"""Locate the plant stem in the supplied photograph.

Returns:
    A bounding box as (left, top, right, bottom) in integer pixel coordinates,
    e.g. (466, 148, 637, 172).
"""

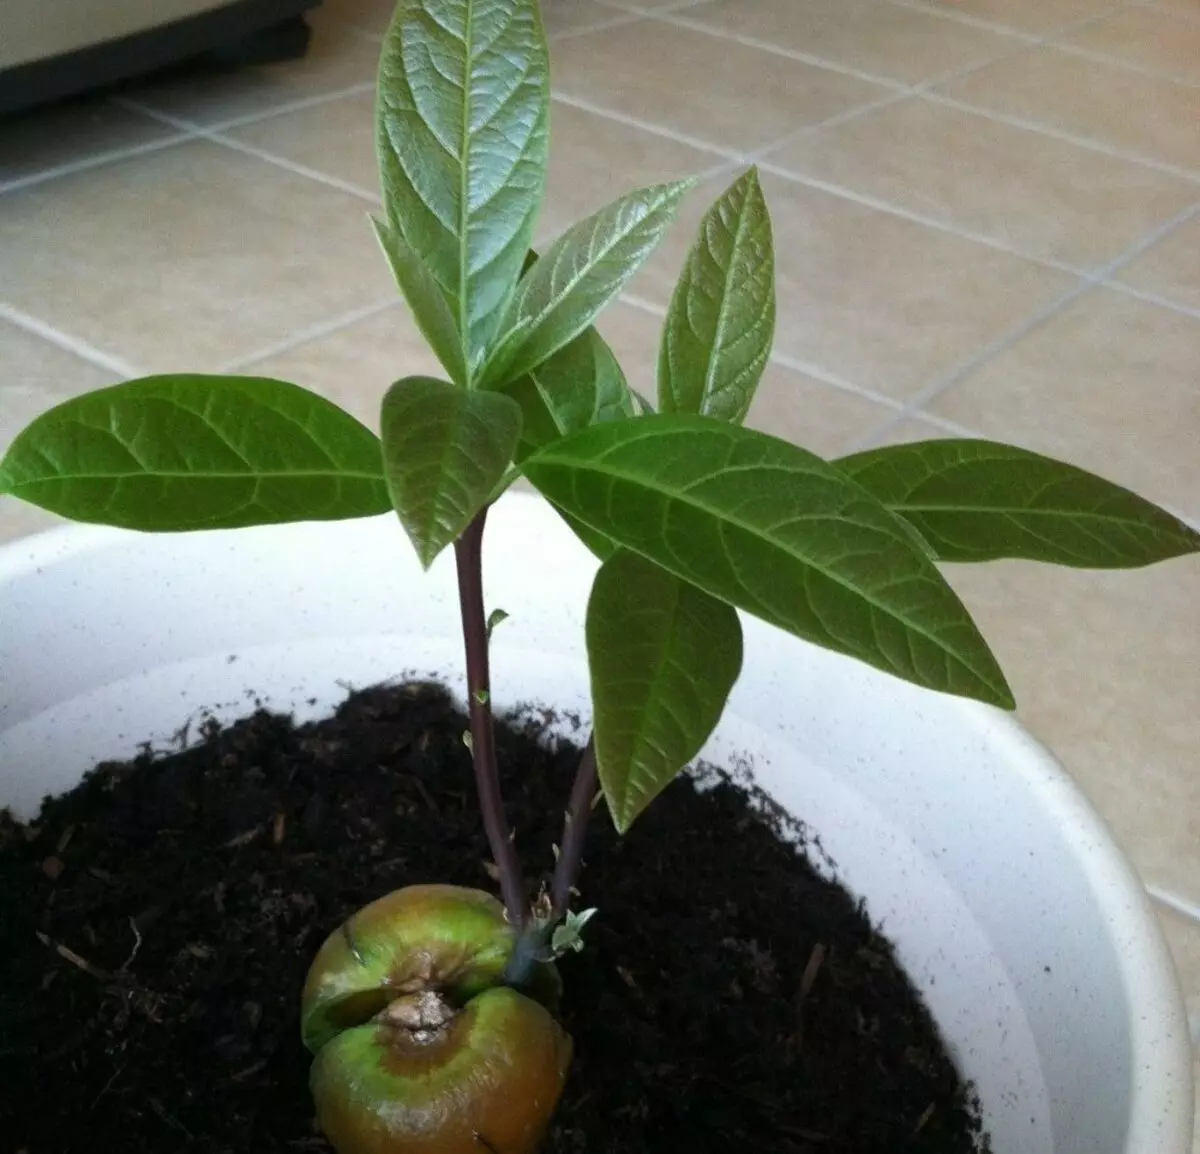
(454, 509, 527, 928)
(550, 736, 598, 920)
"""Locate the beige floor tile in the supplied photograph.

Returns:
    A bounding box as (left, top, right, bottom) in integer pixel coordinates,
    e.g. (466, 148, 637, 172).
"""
(939, 556, 1200, 903)
(1156, 903, 1200, 1007)
(539, 103, 726, 243)
(0, 99, 180, 189)
(683, 0, 1020, 85)
(1061, 7, 1200, 87)
(767, 96, 1198, 269)
(0, 500, 68, 547)
(938, 47, 1200, 175)
(1150, 903, 1200, 1146)
(298, 0, 631, 37)
(226, 93, 721, 241)
(227, 91, 378, 195)
(632, 171, 1075, 400)
(0, 141, 395, 373)
(0, 321, 117, 452)
(242, 305, 442, 431)
(1116, 212, 1200, 313)
(549, 19, 889, 151)
(543, 0, 637, 37)
(1151, 0, 1200, 13)
(120, 19, 379, 128)
(594, 300, 897, 454)
(926, 288, 1200, 518)
(318, 0, 395, 34)
(903, 0, 1117, 35)
(0, 321, 117, 544)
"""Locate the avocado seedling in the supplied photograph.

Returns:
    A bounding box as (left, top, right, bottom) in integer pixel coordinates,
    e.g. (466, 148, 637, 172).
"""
(1, 0, 1196, 1149)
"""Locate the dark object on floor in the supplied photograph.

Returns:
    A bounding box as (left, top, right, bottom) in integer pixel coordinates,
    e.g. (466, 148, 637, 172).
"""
(209, 16, 314, 68)
(0, 0, 320, 118)
(0, 681, 989, 1153)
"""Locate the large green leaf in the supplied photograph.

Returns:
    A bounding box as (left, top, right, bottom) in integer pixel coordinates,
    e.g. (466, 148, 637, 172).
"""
(503, 326, 635, 458)
(836, 439, 1200, 567)
(376, 0, 549, 379)
(588, 550, 742, 832)
(0, 375, 391, 530)
(523, 416, 1014, 709)
(481, 179, 696, 387)
(658, 167, 775, 424)
(372, 217, 468, 387)
(381, 376, 521, 567)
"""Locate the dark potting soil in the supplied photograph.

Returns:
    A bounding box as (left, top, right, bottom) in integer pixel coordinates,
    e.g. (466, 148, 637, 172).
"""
(0, 681, 989, 1154)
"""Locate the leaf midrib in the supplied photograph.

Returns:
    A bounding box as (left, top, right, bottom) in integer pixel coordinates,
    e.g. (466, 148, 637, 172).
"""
(519, 186, 680, 336)
(704, 176, 755, 406)
(615, 573, 684, 826)
(880, 499, 1181, 525)
(6, 467, 384, 483)
(457, 0, 475, 377)
(535, 446, 991, 677)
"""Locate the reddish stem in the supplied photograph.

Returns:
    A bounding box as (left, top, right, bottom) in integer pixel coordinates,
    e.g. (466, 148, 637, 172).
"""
(454, 510, 527, 927)
(550, 737, 598, 920)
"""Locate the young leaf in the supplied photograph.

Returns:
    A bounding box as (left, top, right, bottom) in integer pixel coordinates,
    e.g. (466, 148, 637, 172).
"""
(481, 179, 696, 387)
(836, 439, 1200, 568)
(0, 375, 391, 530)
(372, 217, 468, 387)
(658, 167, 775, 424)
(381, 376, 521, 567)
(502, 327, 635, 458)
(485, 608, 509, 639)
(588, 550, 743, 832)
(522, 416, 1015, 709)
(376, 0, 550, 378)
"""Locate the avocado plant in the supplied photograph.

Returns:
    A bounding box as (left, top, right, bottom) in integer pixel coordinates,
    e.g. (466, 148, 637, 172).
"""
(2, 0, 1197, 1150)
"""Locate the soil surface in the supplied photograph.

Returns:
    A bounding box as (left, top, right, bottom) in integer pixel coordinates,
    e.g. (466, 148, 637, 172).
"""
(1, 681, 988, 1153)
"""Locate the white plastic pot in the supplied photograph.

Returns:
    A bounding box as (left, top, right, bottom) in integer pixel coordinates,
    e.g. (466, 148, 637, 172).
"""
(0, 493, 1192, 1154)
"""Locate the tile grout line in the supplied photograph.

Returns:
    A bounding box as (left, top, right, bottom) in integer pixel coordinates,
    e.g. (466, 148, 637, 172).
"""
(0, 132, 191, 197)
(889, 0, 1139, 39)
(848, 197, 1200, 451)
(2, 81, 381, 199)
(0, 302, 143, 377)
(549, 92, 742, 160)
(1051, 42, 1200, 92)
(630, 0, 1200, 184)
(114, 97, 383, 205)
(922, 92, 1200, 186)
(755, 162, 1085, 275)
(1105, 281, 1200, 322)
(192, 81, 377, 133)
(547, 10, 647, 42)
(641, 10, 912, 92)
(1149, 886, 1200, 927)
(218, 299, 400, 372)
(619, 291, 936, 420)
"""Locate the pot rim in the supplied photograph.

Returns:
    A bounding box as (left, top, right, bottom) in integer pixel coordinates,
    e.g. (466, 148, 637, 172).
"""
(0, 501, 1192, 1150)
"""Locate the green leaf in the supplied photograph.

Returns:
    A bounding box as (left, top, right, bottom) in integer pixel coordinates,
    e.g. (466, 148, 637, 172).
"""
(482, 179, 696, 386)
(380, 376, 521, 567)
(503, 327, 635, 458)
(376, 0, 549, 379)
(523, 416, 1014, 709)
(486, 608, 509, 639)
(588, 551, 743, 832)
(836, 439, 1200, 568)
(372, 217, 468, 387)
(550, 908, 597, 956)
(0, 375, 391, 530)
(659, 167, 775, 424)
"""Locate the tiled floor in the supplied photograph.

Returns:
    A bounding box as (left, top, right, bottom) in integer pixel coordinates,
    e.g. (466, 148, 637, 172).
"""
(1, 0, 1198, 1134)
